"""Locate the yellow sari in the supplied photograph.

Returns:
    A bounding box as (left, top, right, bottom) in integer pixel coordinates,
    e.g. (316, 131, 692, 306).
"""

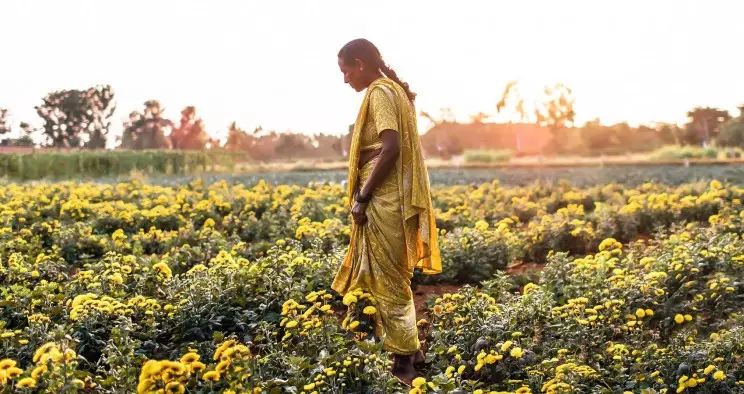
(332, 77, 441, 355)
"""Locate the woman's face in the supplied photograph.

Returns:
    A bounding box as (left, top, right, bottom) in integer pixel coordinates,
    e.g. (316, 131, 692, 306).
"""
(338, 57, 366, 92)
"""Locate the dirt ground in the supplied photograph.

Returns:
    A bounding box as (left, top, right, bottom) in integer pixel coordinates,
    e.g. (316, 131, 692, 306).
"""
(412, 283, 463, 319)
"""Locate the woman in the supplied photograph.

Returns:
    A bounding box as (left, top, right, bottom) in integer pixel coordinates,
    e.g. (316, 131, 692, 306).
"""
(331, 38, 441, 383)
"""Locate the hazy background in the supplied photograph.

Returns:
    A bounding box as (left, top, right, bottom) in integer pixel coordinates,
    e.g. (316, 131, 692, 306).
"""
(2, 0, 743, 141)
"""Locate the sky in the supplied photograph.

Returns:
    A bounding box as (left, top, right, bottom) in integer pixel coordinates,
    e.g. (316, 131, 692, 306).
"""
(1, 0, 743, 142)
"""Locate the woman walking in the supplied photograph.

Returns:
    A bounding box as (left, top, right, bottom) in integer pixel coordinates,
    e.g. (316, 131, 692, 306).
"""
(331, 38, 441, 383)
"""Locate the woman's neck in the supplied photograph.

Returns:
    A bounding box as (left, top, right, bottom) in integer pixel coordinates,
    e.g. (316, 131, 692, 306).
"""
(363, 72, 385, 89)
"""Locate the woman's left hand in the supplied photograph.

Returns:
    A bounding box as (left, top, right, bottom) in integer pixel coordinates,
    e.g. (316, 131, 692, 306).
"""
(351, 201, 369, 225)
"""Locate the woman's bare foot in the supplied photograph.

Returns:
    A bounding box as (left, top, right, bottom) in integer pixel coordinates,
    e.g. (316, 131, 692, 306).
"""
(391, 354, 416, 385)
(413, 349, 425, 366)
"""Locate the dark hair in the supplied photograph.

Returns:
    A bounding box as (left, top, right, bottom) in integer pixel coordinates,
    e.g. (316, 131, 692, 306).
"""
(338, 38, 416, 103)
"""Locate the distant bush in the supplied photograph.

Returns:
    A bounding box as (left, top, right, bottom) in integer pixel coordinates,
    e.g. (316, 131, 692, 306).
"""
(463, 149, 513, 164)
(649, 145, 743, 161)
(0, 150, 249, 181)
(717, 117, 744, 147)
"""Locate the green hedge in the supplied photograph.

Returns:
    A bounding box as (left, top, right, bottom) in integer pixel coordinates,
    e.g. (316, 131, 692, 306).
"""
(463, 149, 514, 164)
(649, 145, 744, 161)
(0, 150, 249, 181)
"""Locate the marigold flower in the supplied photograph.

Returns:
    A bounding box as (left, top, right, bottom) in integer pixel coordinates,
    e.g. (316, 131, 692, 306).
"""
(17, 377, 36, 388)
(411, 377, 427, 388)
(202, 371, 220, 381)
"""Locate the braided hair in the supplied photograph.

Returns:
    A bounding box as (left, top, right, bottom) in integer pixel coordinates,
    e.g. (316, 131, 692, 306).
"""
(338, 38, 416, 103)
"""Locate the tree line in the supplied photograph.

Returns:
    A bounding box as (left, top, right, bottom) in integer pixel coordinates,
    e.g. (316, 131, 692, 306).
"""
(1, 83, 742, 160)
(423, 81, 744, 157)
(0, 85, 346, 161)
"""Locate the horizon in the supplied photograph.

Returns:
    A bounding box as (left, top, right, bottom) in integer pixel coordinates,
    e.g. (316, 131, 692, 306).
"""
(1, 0, 743, 143)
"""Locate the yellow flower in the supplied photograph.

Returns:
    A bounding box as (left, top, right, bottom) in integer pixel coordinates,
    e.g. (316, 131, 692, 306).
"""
(411, 377, 427, 388)
(165, 382, 185, 394)
(445, 366, 455, 377)
(501, 341, 513, 352)
(180, 352, 200, 364)
(704, 365, 716, 375)
(409, 389, 422, 394)
(363, 306, 377, 315)
(674, 314, 685, 324)
(0, 359, 17, 370)
(304, 383, 316, 390)
(216, 360, 231, 373)
(447, 345, 458, 354)
(286, 320, 299, 329)
(635, 309, 646, 318)
(510, 347, 524, 358)
(203, 371, 220, 381)
(17, 377, 37, 388)
(342, 294, 358, 306)
(5, 367, 22, 379)
(31, 365, 47, 379)
(684, 314, 693, 322)
(107, 273, 124, 285)
(348, 321, 360, 330)
(523, 283, 537, 295)
(152, 262, 172, 280)
(714, 371, 726, 381)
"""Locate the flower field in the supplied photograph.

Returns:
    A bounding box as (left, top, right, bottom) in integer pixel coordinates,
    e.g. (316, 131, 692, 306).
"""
(1, 175, 744, 393)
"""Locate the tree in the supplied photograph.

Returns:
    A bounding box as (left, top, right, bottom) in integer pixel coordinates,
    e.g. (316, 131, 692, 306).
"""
(274, 133, 311, 160)
(534, 83, 576, 154)
(170, 106, 209, 150)
(535, 83, 576, 130)
(717, 107, 744, 147)
(496, 80, 532, 153)
(578, 119, 610, 152)
(35, 85, 115, 148)
(419, 111, 439, 127)
(120, 100, 173, 150)
(224, 122, 259, 151)
(439, 107, 457, 123)
(14, 122, 36, 147)
(469, 112, 491, 124)
(717, 119, 744, 147)
(0, 108, 10, 141)
(684, 107, 730, 146)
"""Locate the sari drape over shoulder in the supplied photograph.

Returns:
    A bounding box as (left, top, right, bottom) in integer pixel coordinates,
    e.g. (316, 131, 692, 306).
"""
(332, 77, 441, 355)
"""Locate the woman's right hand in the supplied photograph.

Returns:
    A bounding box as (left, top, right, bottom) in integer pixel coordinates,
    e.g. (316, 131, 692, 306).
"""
(351, 201, 368, 225)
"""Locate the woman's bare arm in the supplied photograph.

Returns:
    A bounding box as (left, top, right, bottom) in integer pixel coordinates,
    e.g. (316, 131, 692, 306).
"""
(351, 130, 400, 224)
(359, 130, 400, 198)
